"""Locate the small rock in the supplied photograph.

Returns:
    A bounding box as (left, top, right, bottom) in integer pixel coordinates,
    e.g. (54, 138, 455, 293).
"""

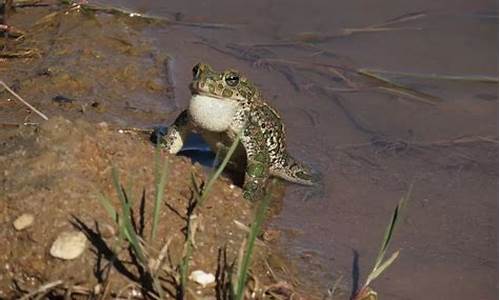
(13, 213, 34, 231)
(50, 231, 87, 260)
(189, 270, 215, 288)
(93, 284, 102, 295)
(97, 121, 108, 129)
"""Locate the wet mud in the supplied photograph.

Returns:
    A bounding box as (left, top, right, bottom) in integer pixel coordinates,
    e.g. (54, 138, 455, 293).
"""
(1, 0, 498, 299)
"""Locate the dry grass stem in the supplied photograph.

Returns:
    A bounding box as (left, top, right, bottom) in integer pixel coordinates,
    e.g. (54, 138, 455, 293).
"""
(253, 11, 427, 45)
(0, 48, 39, 58)
(359, 68, 498, 83)
(335, 135, 497, 151)
(356, 69, 440, 103)
(377, 86, 438, 105)
(150, 236, 175, 273)
(0, 80, 49, 120)
(19, 280, 64, 300)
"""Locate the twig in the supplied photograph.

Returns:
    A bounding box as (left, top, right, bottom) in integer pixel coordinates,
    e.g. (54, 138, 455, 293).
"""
(0, 80, 49, 120)
(19, 280, 64, 300)
(335, 135, 498, 150)
(0, 48, 39, 58)
(66, 285, 93, 296)
(356, 69, 440, 104)
(250, 11, 427, 46)
(151, 236, 175, 274)
(371, 11, 427, 28)
(358, 68, 498, 83)
(253, 58, 354, 88)
(377, 86, 437, 105)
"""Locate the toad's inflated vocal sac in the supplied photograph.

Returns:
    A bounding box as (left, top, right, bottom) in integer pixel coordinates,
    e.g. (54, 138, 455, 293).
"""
(161, 63, 316, 200)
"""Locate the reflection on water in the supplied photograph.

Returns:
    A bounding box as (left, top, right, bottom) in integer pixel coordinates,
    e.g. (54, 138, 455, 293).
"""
(99, 0, 498, 298)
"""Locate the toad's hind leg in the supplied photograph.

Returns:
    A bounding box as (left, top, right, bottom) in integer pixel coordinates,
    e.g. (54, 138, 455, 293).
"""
(238, 122, 270, 201)
(160, 110, 194, 154)
(271, 153, 316, 186)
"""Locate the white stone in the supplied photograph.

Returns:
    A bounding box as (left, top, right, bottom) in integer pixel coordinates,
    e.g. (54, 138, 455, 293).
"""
(13, 213, 34, 231)
(189, 270, 215, 287)
(50, 231, 87, 260)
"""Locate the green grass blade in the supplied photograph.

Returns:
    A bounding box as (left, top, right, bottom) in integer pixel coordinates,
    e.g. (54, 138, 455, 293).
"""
(362, 184, 413, 292)
(111, 166, 146, 264)
(233, 183, 273, 300)
(231, 238, 247, 298)
(152, 147, 169, 241)
(179, 238, 193, 296)
(179, 213, 196, 297)
(96, 193, 118, 222)
(179, 130, 242, 296)
(199, 131, 241, 205)
(366, 251, 400, 286)
(373, 184, 412, 269)
(373, 198, 402, 269)
(190, 172, 201, 203)
(122, 194, 146, 264)
(111, 166, 128, 206)
(110, 167, 128, 241)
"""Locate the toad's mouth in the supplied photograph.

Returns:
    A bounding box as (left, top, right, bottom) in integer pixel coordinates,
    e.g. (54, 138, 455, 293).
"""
(189, 83, 235, 102)
(190, 90, 234, 102)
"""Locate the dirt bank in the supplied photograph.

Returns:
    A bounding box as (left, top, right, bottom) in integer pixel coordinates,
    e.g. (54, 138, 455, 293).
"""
(0, 117, 321, 299)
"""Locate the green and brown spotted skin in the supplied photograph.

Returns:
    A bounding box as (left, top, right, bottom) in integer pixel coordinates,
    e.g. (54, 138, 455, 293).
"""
(163, 63, 315, 200)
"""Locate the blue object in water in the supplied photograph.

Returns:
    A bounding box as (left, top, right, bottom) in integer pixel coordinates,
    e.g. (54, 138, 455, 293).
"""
(151, 126, 216, 167)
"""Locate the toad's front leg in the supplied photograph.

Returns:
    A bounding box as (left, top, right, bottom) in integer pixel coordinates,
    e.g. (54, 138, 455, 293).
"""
(160, 109, 194, 154)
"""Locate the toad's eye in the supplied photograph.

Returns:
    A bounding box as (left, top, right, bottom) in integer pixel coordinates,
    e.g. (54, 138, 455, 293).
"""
(225, 73, 240, 87)
(192, 64, 201, 79)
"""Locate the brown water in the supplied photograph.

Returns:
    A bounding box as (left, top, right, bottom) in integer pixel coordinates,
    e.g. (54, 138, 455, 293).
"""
(93, 0, 498, 298)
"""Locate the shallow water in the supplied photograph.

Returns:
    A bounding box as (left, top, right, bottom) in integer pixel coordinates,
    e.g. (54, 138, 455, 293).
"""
(94, 0, 498, 298)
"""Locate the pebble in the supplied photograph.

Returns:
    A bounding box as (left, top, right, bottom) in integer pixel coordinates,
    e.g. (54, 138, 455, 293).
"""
(189, 270, 215, 288)
(97, 121, 108, 129)
(49, 231, 87, 260)
(13, 213, 34, 231)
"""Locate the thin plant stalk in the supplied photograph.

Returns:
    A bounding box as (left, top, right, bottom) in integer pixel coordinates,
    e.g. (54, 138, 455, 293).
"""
(0, 80, 49, 120)
(179, 132, 242, 295)
(199, 131, 242, 205)
(97, 166, 166, 299)
(353, 184, 413, 300)
(232, 182, 274, 300)
(179, 223, 194, 297)
(151, 143, 169, 241)
(358, 68, 498, 83)
(111, 167, 146, 263)
(356, 69, 440, 103)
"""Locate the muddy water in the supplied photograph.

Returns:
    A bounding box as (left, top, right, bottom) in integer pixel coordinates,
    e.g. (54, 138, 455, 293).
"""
(96, 0, 497, 298)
